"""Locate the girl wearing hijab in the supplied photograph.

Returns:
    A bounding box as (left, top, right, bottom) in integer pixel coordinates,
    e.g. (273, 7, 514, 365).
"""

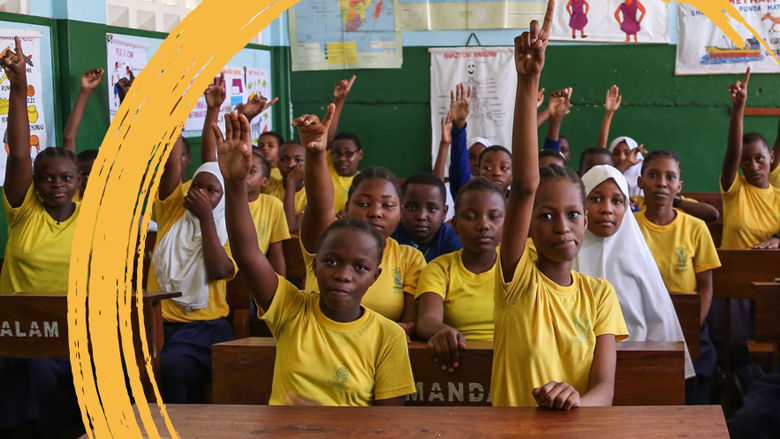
(147, 137, 237, 403)
(573, 165, 694, 379)
(609, 136, 647, 198)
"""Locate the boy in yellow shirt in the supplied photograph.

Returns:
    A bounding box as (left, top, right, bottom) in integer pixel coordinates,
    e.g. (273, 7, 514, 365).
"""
(325, 75, 362, 212)
(216, 112, 415, 406)
(264, 141, 308, 234)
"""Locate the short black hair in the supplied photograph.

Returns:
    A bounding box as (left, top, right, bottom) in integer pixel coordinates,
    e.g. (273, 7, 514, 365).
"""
(743, 132, 770, 151)
(347, 166, 402, 202)
(539, 164, 586, 208)
(333, 132, 362, 150)
(539, 149, 567, 166)
(259, 131, 284, 147)
(34, 147, 77, 176)
(478, 145, 512, 167)
(578, 147, 613, 175)
(76, 149, 99, 163)
(641, 149, 681, 177)
(317, 217, 385, 265)
(454, 176, 506, 213)
(251, 150, 272, 178)
(402, 173, 446, 204)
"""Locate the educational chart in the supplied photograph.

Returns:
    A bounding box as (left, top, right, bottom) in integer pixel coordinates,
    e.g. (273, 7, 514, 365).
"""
(676, 2, 780, 75)
(289, 0, 402, 71)
(183, 66, 246, 132)
(0, 30, 46, 183)
(395, 0, 548, 30)
(245, 67, 274, 144)
(106, 34, 148, 122)
(430, 47, 515, 173)
(550, 0, 669, 43)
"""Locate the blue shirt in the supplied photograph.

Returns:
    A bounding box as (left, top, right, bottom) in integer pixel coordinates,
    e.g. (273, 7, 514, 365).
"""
(391, 222, 462, 262)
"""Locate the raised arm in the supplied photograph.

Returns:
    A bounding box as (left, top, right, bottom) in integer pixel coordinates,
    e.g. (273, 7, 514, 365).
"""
(62, 68, 104, 154)
(283, 163, 304, 234)
(433, 111, 452, 180)
(201, 74, 226, 163)
(546, 87, 573, 148)
(536, 87, 549, 127)
(500, 3, 552, 281)
(597, 85, 621, 148)
(722, 68, 751, 191)
(159, 130, 183, 201)
(236, 92, 278, 124)
(216, 113, 279, 310)
(296, 104, 337, 253)
(448, 83, 472, 198)
(327, 75, 356, 147)
(1, 37, 32, 207)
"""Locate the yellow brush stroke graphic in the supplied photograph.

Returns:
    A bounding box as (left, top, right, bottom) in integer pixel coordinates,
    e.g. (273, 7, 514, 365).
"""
(66, 0, 775, 438)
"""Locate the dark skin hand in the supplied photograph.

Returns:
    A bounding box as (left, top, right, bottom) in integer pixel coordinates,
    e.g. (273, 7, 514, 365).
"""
(2, 36, 32, 208)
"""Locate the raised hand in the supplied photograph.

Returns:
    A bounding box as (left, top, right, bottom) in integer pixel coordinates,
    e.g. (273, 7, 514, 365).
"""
(536, 87, 546, 109)
(548, 87, 573, 118)
(728, 67, 751, 107)
(287, 162, 305, 189)
(205, 74, 226, 109)
(532, 381, 581, 410)
(81, 68, 104, 92)
(333, 75, 357, 101)
(514, 0, 555, 77)
(605, 84, 622, 112)
(440, 111, 453, 145)
(450, 83, 471, 129)
(213, 112, 252, 182)
(237, 93, 279, 122)
(0, 37, 27, 87)
(292, 104, 336, 152)
(625, 144, 647, 167)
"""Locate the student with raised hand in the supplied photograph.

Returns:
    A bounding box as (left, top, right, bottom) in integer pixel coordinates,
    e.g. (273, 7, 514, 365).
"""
(295, 106, 426, 335)
(62, 68, 103, 202)
(543, 87, 573, 154)
(447, 83, 473, 199)
(215, 113, 416, 406)
(416, 177, 503, 373)
(324, 75, 363, 211)
(492, 5, 628, 409)
(264, 141, 307, 234)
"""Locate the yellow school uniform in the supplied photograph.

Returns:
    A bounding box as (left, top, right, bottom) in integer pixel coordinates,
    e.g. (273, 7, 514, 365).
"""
(147, 181, 237, 323)
(263, 275, 416, 405)
(635, 210, 721, 295)
(264, 178, 307, 215)
(415, 249, 496, 341)
(720, 175, 780, 249)
(327, 155, 355, 212)
(770, 165, 780, 190)
(302, 237, 426, 322)
(631, 195, 698, 212)
(491, 250, 628, 407)
(72, 191, 82, 203)
(0, 186, 79, 294)
(269, 167, 282, 185)
(249, 194, 290, 253)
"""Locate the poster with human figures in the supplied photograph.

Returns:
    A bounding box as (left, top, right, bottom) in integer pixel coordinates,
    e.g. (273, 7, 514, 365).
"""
(550, 0, 669, 43)
(429, 47, 516, 174)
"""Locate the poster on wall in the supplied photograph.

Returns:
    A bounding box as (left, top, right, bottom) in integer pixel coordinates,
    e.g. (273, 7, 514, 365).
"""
(676, 3, 780, 75)
(289, 0, 402, 71)
(549, 0, 669, 43)
(0, 29, 46, 183)
(182, 66, 246, 133)
(245, 67, 273, 143)
(395, 0, 548, 30)
(430, 47, 516, 173)
(106, 34, 148, 122)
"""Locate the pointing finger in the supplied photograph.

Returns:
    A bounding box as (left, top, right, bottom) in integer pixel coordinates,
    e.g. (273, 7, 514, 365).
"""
(542, 0, 555, 34)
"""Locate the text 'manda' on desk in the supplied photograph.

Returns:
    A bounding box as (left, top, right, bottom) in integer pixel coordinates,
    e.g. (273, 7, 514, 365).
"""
(89, 405, 728, 438)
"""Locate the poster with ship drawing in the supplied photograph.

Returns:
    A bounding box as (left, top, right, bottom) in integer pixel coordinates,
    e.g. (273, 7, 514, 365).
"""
(676, 2, 780, 75)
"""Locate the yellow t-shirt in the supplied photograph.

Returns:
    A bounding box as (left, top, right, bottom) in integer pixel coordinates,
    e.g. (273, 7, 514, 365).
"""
(0, 186, 79, 294)
(302, 237, 426, 322)
(262, 275, 416, 405)
(147, 181, 237, 323)
(720, 175, 780, 249)
(635, 210, 722, 295)
(249, 194, 290, 254)
(269, 167, 282, 185)
(770, 164, 780, 190)
(264, 178, 307, 215)
(327, 155, 355, 212)
(491, 250, 628, 407)
(415, 249, 496, 341)
(72, 191, 82, 203)
(631, 195, 697, 212)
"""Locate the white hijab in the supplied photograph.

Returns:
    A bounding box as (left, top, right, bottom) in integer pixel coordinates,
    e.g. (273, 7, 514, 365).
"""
(609, 136, 644, 197)
(573, 165, 694, 378)
(153, 162, 228, 311)
(469, 137, 493, 149)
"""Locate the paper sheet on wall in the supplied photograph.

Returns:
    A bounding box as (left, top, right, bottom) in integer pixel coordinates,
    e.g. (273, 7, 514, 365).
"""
(430, 47, 516, 174)
(676, 2, 780, 75)
(245, 67, 273, 143)
(0, 29, 46, 184)
(107, 34, 149, 122)
(395, 0, 548, 30)
(550, 0, 669, 43)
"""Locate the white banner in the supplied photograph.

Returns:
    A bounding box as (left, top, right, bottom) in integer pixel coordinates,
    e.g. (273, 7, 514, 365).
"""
(550, 0, 669, 43)
(676, 3, 780, 75)
(0, 30, 46, 184)
(430, 47, 516, 172)
(107, 34, 148, 121)
(245, 67, 273, 144)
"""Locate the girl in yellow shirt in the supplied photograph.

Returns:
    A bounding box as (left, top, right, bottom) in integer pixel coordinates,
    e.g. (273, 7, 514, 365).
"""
(415, 177, 504, 372)
(492, 13, 628, 410)
(215, 113, 415, 406)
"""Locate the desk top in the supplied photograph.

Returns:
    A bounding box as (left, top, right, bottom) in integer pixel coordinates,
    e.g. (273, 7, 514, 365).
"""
(123, 404, 728, 438)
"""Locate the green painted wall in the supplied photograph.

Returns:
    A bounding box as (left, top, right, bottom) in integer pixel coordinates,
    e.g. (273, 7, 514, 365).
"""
(291, 45, 780, 192)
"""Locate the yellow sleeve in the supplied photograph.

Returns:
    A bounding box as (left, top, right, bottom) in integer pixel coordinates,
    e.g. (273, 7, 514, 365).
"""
(267, 197, 292, 243)
(720, 173, 742, 197)
(414, 255, 449, 299)
(222, 242, 239, 282)
(496, 249, 533, 305)
(373, 326, 417, 401)
(259, 274, 307, 337)
(400, 245, 426, 296)
(593, 279, 629, 342)
(691, 218, 722, 273)
(681, 196, 699, 203)
(154, 182, 187, 236)
(3, 185, 36, 226)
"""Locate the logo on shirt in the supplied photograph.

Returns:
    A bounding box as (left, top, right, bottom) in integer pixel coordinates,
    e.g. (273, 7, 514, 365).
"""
(571, 315, 595, 345)
(328, 365, 350, 389)
(675, 247, 689, 271)
(393, 268, 402, 293)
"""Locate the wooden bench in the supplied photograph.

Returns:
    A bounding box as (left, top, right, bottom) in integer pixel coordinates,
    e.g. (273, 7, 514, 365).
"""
(670, 293, 701, 358)
(211, 338, 685, 406)
(713, 249, 780, 299)
(0, 291, 180, 401)
(750, 281, 780, 370)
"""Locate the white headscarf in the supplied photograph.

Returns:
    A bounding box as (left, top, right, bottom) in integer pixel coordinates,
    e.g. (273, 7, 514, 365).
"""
(573, 165, 694, 378)
(469, 137, 493, 149)
(153, 162, 228, 311)
(609, 136, 644, 197)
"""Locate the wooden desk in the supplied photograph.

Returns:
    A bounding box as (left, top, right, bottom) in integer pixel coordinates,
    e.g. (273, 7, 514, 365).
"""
(753, 282, 780, 345)
(212, 338, 684, 406)
(671, 293, 701, 358)
(713, 249, 780, 299)
(103, 404, 728, 438)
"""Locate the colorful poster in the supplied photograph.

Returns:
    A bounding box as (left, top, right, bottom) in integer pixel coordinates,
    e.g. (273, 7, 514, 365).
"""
(395, 0, 548, 31)
(550, 0, 669, 43)
(430, 47, 516, 174)
(0, 29, 46, 184)
(289, 0, 402, 71)
(245, 67, 273, 143)
(676, 3, 780, 75)
(106, 34, 149, 122)
(183, 66, 245, 133)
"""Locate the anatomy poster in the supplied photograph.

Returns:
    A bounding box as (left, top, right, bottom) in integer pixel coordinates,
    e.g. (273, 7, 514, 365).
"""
(550, 0, 669, 43)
